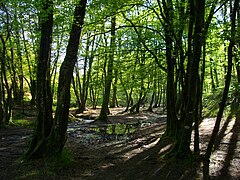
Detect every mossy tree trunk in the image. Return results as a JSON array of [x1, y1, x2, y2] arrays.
[[25, 0, 87, 159], [24, 0, 54, 159], [53, 0, 87, 152]]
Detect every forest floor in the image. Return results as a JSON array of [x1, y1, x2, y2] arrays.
[[0, 106, 240, 179]]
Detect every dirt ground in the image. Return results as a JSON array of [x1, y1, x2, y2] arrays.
[[0, 107, 240, 179]]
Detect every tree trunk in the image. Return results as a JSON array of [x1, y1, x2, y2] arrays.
[[24, 0, 54, 160], [15, 28, 24, 105], [53, 0, 87, 153], [210, 58, 216, 91], [203, 0, 238, 178], [176, 0, 205, 158], [148, 92, 155, 112], [98, 16, 116, 122], [0, 80, 4, 128], [0, 30, 13, 125], [21, 25, 36, 106], [161, 0, 178, 136], [110, 71, 118, 108]]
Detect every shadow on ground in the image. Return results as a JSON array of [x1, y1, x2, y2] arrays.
[[0, 107, 240, 179]]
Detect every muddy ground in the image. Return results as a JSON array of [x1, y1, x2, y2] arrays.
[[0, 107, 240, 179]]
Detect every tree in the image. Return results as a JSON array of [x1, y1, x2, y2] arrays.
[[0, 4, 14, 125], [53, 0, 87, 152], [24, 0, 54, 159], [25, 0, 87, 159], [174, 0, 205, 158], [203, 0, 238, 178], [98, 16, 116, 122]]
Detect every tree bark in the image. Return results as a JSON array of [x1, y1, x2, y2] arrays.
[[203, 0, 238, 178], [53, 0, 87, 152], [98, 16, 116, 122], [24, 0, 54, 160], [161, 0, 178, 136], [176, 0, 205, 158]]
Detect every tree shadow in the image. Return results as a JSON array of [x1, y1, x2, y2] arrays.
[[214, 114, 232, 151], [217, 111, 240, 179], [82, 130, 201, 180]]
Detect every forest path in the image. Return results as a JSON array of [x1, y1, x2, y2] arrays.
[[0, 126, 32, 178], [0, 108, 240, 179], [199, 114, 240, 179]]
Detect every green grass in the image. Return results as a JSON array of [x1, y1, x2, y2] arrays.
[[46, 148, 74, 168], [11, 119, 34, 127], [17, 148, 74, 179]]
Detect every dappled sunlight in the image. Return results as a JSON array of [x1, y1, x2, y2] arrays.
[[191, 117, 235, 152], [65, 116, 166, 179], [191, 115, 240, 179], [119, 137, 160, 161], [158, 144, 173, 155], [208, 116, 240, 178], [126, 115, 149, 119], [109, 107, 126, 115]]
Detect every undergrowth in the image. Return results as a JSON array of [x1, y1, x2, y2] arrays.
[[17, 148, 74, 179]]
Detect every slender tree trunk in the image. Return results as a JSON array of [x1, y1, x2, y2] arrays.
[[51, 25, 63, 97], [0, 75, 4, 128], [24, 0, 54, 160], [98, 16, 116, 122], [0, 33, 13, 125], [72, 74, 81, 111], [15, 29, 24, 106], [203, 0, 238, 178], [53, 0, 87, 152], [161, 0, 178, 136], [21, 25, 36, 106], [210, 58, 216, 91], [148, 91, 155, 112], [110, 71, 118, 108], [176, 0, 205, 158]]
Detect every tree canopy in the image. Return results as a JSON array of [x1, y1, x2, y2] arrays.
[[0, 0, 239, 179]]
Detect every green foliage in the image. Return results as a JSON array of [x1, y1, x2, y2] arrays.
[[16, 148, 74, 179], [2, 0, 238, 111], [46, 148, 74, 168], [11, 119, 33, 127]]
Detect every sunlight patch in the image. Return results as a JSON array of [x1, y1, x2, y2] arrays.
[[158, 144, 173, 155]]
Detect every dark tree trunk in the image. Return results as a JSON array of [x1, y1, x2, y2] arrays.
[[203, 0, 238, 178], [15, 29, 24, 105], [98, 16, 116, 122], [30, 79, 36, 106], [176, 0, 205, 158], [53, 0, 87, 152], [210, 58, 216, 91], [0, 28, 13, 125], [148, 92, 155, 112], [0, 101, 4, 128], [160, 0, 178, 136], [72, 73, 81, 110], [24, 0, 54, 160], [110, 72, 118, 108], [0, 78, 4, 128], [194, 76, 201, 154]]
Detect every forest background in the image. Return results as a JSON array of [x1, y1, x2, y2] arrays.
[[0, 0, 239, 179]]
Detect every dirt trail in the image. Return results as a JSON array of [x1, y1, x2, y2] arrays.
[[0, 108, 240, 179], [0, 127, 32, 174]]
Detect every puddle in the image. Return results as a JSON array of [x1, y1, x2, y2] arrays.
[[67, 120, 153, 145]]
